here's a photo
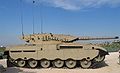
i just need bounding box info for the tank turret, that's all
[21,33,118,44]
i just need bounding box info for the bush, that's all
[0,52,4,59]
[102,42,120,52]
[0,47,5,52]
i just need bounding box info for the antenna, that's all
[38,0,43,34]
[20,0,24,37]
[40,3,43,33]
[32,0,35,34]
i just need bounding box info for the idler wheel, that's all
[95,55,105,62]
[40,59,50,68]
[65,59,76,69]
[17,59,26,67]
[80,60,91,69]
[28,59,38,68]
[53,59,64,68]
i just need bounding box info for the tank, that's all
[4,33,119,69]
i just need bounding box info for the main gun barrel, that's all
[69,36,119,42]
[78,36,119,40]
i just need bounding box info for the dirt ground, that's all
[0,52,120,73]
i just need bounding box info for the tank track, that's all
[5,50,107,69]
[7,57,106,69]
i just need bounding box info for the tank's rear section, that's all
[4,33,118,69]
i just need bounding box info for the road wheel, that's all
[53,59,64,68]
[95,55,105,62]
[80,60,91,69]
[40,59,50,68]
[28,59,38,68]
[65,59,76,69]
[17,59,26,67]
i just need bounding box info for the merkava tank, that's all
[4,33,118,69]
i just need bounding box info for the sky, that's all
[0,0,120,46]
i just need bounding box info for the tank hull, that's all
[4,43,108,68]
[8,44,99,61]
